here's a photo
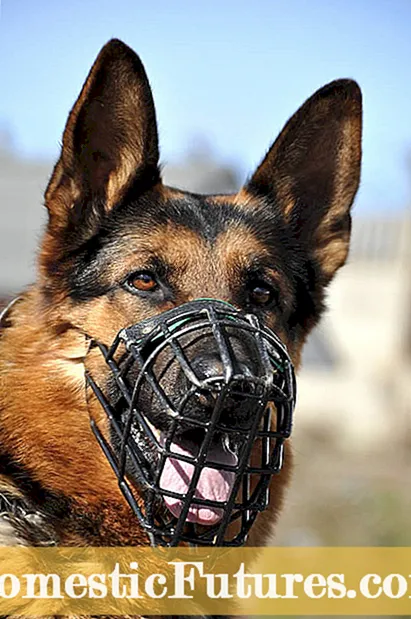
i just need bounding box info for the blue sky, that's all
[1,0,410,212]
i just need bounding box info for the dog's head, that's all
[36,39,361,544]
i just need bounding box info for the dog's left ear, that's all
[45,39,159,228]
[246,79,362,283]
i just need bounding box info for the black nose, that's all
[189,354,258,430]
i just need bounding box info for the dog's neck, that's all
[0,290,149,545]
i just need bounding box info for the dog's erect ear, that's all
[246,79,362,283]
[45,39,159,227]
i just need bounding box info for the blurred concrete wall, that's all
[0,141,48,295]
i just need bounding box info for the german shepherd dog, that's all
[0,39,362,550]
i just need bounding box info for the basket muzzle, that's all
[86,299,296,546]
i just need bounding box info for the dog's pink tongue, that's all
[159,438,237,525]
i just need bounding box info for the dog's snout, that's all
[235,362,255,381]
[192,354,224,382]
[186,353,258,431]
[191,353,257,383]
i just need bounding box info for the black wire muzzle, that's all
[85,299,296,546]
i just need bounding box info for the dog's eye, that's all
[249,283,274,306]
[126,272,158,293]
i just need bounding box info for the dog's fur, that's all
[0,39,362,552]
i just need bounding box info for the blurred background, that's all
[0,0,410,566]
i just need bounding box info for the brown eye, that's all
[127,272,158,292]
[249,283,274,306]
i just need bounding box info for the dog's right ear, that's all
[45,39,159,230]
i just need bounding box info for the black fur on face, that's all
[48,188,317,349]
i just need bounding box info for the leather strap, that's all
[0,297,22,332]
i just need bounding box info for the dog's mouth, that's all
[157,429,238,525]
[133,412,240,526]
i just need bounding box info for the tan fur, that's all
[314,118,362,277]
[0,292,148,545]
